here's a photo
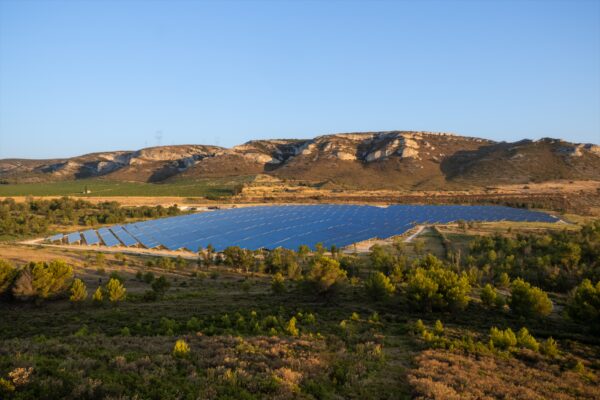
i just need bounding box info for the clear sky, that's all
[0,0,599,159]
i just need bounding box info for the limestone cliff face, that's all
[1,131,598,185]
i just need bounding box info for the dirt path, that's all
[404,225,426,242]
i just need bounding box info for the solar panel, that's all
[46,233,64,243]
[82,229,100,245]
[66,232,82,244]
[56,205,558,250]
[110,226,139,247]
[98,227,120,247]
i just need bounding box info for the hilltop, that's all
[1,131,599,190]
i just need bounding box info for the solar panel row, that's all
[52,204,559,251]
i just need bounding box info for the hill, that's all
[1,131,599,190]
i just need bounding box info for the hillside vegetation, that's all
[2,132,598,190]
[1,219,599,399]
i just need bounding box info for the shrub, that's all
[0,261,15,289]
[106,278,126,303]
[364,272,396,301]
[369,245,397,275]
[489,327,517,350]
[92,286,103,303]
[305,256,347,295]
[69,278,87,303]
[0,259,17,295]
[516,327,539,351]
[480,284,497,308]
[143,271,155,284]
[12,260,74,300]
[285,317,299,336]
[566,279,600,331]
[509,278,553,317]
[540,337,559,357]
[406,259,471,311]
[173,339,190,358]
[433,320,444,335]
[271,273,286,294]
[151,276,171,297]
[414,319,426,334]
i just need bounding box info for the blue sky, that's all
[0,0,598,159]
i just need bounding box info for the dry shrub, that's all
[409,349,600,400]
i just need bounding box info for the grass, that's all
[0,176,252,198]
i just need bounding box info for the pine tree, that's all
[92,286,104,303]
[106,278,126,303]
[69,278,88,303]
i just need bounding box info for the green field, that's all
[0,177,252,198]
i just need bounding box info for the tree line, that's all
[0,197,182,239]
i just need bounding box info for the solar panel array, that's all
[49,204,558,251]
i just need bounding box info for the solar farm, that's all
[45,204,558,251]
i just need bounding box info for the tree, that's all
[406,259,471,311]
[480,284,497,308]
[369,245,397,275]
[489,327,517,350]
[92,286,103,303]
[106,278,126,303]
[517,327,539,351]
[0,259,17,295]
[271,273,286,294]
[151,276,171,298]
[364,272,395,301]
[305,256,347,295]
[223,246,255,272]
[12,260,74,301]
[69,278,88,303]
[566,279,600,331]
[509,278,553,317]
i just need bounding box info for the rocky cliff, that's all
[1,131,599,189]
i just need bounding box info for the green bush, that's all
[305,256,347,295]
[406,257,471,311]
[0,259,17,295]
[92,286,103,303]
[489,327,517,350]
[480,283,497,308]
[271,273,286,294]
[369,245,398,275]
[12,260,74,300]
[516,327,539,351]
[364,272,395,301]
[106,278,126,303]
[69,278,88,303]
[540,337,559,357]
[143,271,155,284]
[151,276,171,297]
[566,279,600,331]
[509,278,553,317]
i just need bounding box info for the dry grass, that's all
[408,349,599,400]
